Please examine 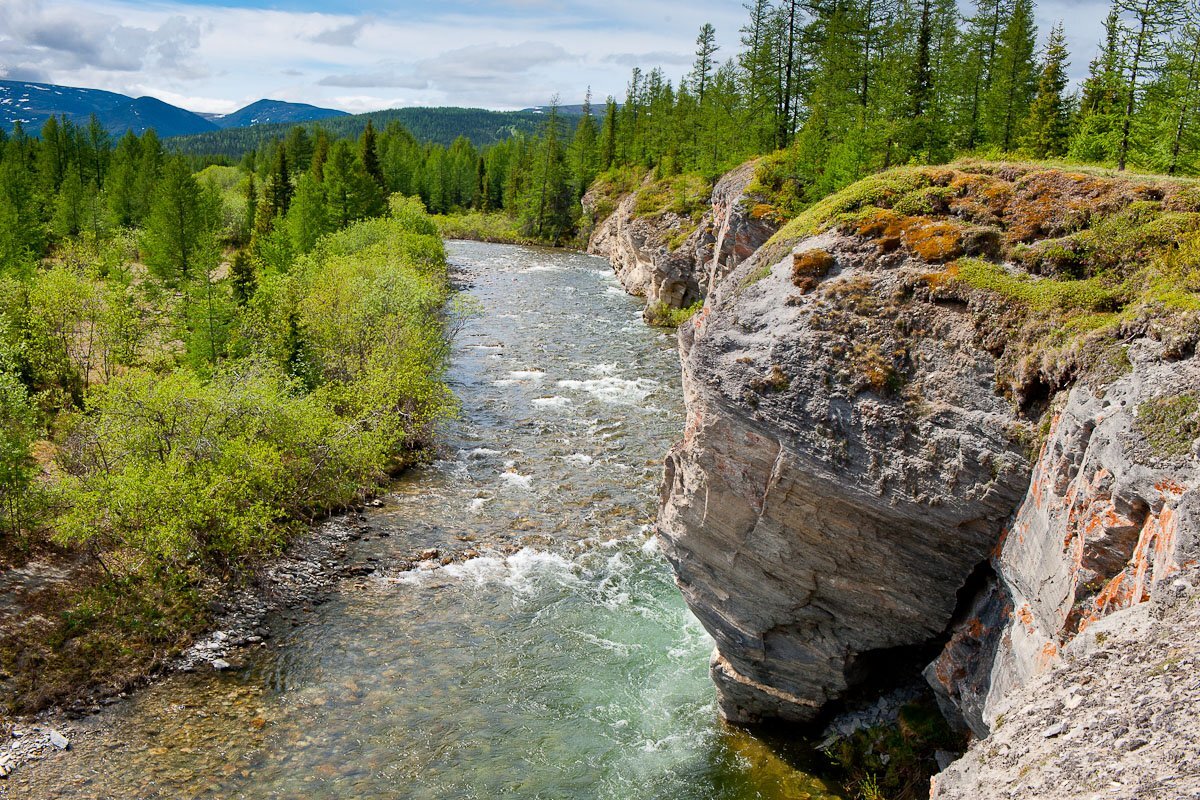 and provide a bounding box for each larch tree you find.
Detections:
[141,157,220,285]
[984,0,1038,151]
[1114,0,1186,170]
